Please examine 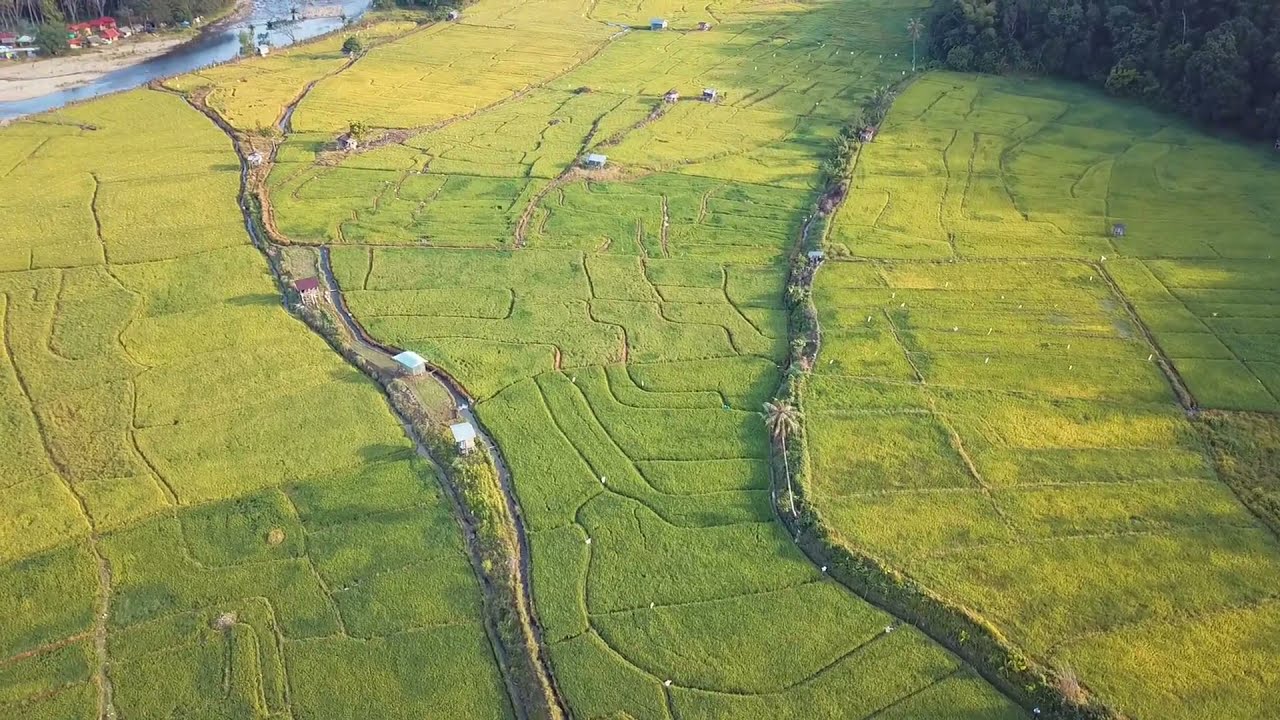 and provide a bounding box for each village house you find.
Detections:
[338,134,358,151]
[450,422,478,453]
[664,90,679,103]
[702,88,718,102]
[650,18,667,30]
[293,277,321,305]
[247,151,264,167]
[1112,222,1127,237]
[698,21,712,31]
[585,153,607,169]
[257,44,271,57]
[393,350,427,376]
[859,127,877,142]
